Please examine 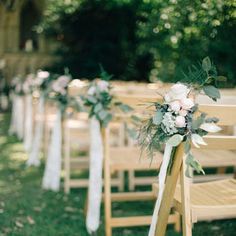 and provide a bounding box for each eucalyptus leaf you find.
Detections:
[87,96,97,104]
[184,140,191,153]
[118,104,133,113]
[202,57,211,72]
[153,110,163,125]
[98,110,109,120]
[203,85,220,100]
[167,134,183,147]
[94,103,103,113]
